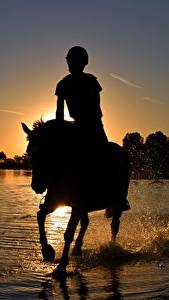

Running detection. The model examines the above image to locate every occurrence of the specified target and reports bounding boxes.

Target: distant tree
[0,152,32,169]
[166,138,169,178]
[123,132,145,179]
[145,131,169,179]
[0,151,7,161]
[5,158,17,169]
[14,155,23,164]
[21,153,32,169]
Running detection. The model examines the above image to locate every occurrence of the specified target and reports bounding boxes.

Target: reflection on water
[0,169,32,185]
[0,170,169,299]
[39,268,122,300]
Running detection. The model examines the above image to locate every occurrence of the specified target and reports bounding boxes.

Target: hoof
[42,244,55,261]
[52,265,67,279]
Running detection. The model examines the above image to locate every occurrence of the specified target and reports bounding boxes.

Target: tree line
[123,131,169,179]
[0,152,31,170]
[0,130,169,179]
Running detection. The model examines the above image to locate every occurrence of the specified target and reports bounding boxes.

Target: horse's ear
[21,122,32,135]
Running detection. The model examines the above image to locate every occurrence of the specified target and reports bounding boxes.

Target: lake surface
[0,170,169,299]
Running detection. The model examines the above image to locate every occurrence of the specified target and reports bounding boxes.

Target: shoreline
[1,167,169,180]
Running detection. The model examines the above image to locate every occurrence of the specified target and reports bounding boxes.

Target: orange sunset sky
[0,1,169,157]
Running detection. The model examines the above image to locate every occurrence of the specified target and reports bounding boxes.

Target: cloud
[0,109,24,115]
[110,73,164,105]
[141,96,164,105]
[110,72,143,89]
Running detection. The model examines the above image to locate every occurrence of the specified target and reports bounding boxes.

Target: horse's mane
[32,119,74,132]
[32,119,44,130]
[28,119,76,150]
[25,119,45,142]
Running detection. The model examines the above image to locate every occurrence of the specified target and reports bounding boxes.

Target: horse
[22,119,130,275]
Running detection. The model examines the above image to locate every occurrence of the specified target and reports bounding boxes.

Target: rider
[55,46,108,146]
[54,46,130,216]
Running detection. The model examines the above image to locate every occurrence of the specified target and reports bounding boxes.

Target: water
[0,170,169,299]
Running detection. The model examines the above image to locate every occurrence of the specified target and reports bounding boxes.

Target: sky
[0,0,169,157]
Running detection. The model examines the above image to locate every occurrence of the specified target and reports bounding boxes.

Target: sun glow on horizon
[42,111,55,122]
[42,104,74,123]
[55,206,70,217]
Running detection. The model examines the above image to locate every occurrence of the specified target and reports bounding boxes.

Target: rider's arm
[93,93,103,119]
[56,95,64,121]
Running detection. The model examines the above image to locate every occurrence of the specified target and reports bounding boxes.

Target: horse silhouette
[22,119,130,275]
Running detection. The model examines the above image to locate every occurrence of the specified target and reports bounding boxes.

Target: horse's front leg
[72,212,89,256]
[56,209,81,274]
[37,206,55,261]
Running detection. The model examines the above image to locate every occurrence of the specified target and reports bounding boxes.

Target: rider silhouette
[54,46,130,217]
[55,46,108,145]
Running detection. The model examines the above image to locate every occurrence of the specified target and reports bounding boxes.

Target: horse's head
[22,121,48,194]
[22,119,77,194]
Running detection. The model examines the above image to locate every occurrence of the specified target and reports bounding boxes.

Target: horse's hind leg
[56,209,81,273]
[111,210,122,242]
[72,212,89,256]
[37,206,55,261]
